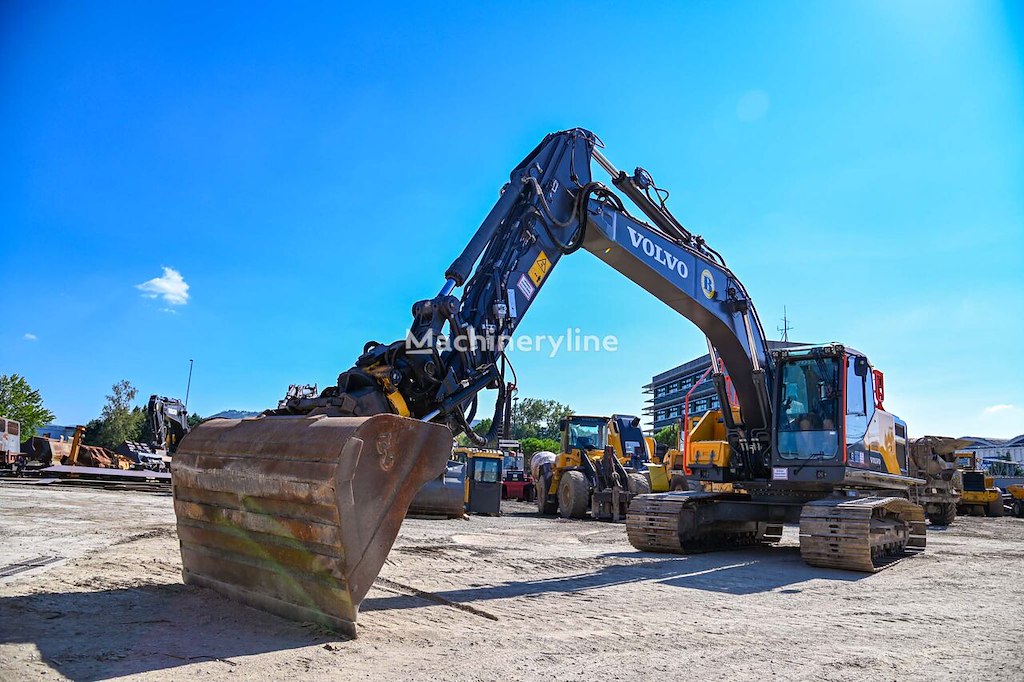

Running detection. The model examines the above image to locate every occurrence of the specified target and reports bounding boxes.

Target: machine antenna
[778,307,793,342]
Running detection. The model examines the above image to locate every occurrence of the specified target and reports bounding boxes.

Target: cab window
[845,356,874,443]
[777,357,840,459]
[472,458,501,483]
[568,418,606,452]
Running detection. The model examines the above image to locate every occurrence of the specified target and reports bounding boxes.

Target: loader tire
[627,472,651,496]
[558,471,589,519]
[987,498,1004,517]
[927,503,956,527]
[536,479,557,515]
[1014,500,1024,519]
[670,473,689,492]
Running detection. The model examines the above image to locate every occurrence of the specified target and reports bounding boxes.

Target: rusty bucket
[171,413,452,637]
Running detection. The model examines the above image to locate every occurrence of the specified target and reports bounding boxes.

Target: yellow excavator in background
[172,129,928,637]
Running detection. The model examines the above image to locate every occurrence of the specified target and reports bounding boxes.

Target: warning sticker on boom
[528,250,550,286]
[516,274,536,300]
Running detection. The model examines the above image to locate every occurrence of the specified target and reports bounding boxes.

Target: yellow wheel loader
[533,415,650,520]
[1009,485,1024,518]
[174,128,927,636]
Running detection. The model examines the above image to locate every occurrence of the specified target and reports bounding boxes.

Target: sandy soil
[0,482,1021,681]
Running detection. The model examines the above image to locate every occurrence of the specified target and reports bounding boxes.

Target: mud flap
[171,413,453,637]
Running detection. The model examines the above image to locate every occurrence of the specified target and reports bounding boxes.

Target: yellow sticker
[528,250,550,286]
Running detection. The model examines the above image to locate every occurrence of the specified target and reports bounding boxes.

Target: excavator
[172,128,926,637]
[117,395,190,470]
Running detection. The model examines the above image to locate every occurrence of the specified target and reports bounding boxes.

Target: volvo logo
[625,226,689,278]
[700,269,716,299]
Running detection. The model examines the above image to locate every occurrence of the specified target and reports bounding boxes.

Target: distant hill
[207,409,261,420]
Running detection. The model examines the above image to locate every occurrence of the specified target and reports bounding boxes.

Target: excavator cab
[769,345,907,487]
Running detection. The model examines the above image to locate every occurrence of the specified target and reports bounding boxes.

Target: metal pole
[184,359,194,410]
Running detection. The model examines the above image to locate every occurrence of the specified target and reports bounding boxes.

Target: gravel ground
[0,482,1021,681]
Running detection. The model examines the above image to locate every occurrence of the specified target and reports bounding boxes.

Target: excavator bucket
[171,413,453,638]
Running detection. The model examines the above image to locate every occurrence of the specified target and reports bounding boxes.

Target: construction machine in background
[534,414,651,521]
[0,417,24,475]
[652,406,742,493]
[456,447,504,515]
[907,436,966,526]
[406,446,505,517]
[117,395,191,470]
[278,384,319,410]
[497,439,535,502]
[954,452,1004,517]
[24,425,166,482]
[173,128,927,636]
[406,457,466,519]
[1008,485,1024,518]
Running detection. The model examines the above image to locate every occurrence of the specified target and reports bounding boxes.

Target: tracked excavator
[172,128,926,636]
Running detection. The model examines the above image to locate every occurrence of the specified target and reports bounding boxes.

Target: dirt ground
[0,482,1021,681]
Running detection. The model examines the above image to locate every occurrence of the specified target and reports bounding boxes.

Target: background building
[644,341,805,432]
[36,423,78,440]
[957,435,1024,469]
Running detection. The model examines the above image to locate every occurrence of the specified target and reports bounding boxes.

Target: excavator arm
[172,128,777,636]
[278,128,774,472]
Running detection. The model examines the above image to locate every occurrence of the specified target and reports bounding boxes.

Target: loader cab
[559,416,608,459]
[771,345,904,485]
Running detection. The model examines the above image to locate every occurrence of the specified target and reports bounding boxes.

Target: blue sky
[2,2,1022,437]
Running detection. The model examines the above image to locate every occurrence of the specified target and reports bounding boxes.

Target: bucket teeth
[172,413,453,637]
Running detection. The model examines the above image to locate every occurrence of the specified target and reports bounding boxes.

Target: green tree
[520,437,560,457]
[187,412,203,430]
[0,374,55,442]
[654,424,679,449]
[84,380,145,449]
[511,398,573,441]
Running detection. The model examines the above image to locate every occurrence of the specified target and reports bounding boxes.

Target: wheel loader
[533,415,651,520]
[173,128,927,636]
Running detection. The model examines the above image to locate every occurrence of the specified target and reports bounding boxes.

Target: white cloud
[23,333,37,341]
[984,404,1014,414]
[136,267,190,306]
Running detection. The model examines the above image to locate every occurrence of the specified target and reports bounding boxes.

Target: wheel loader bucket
[171,413,453,638]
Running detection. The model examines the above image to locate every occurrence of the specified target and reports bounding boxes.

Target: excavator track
[798,497,926,572]
[626,492,783,554]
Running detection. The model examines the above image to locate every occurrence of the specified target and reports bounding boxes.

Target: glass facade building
[643,341,805,431]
